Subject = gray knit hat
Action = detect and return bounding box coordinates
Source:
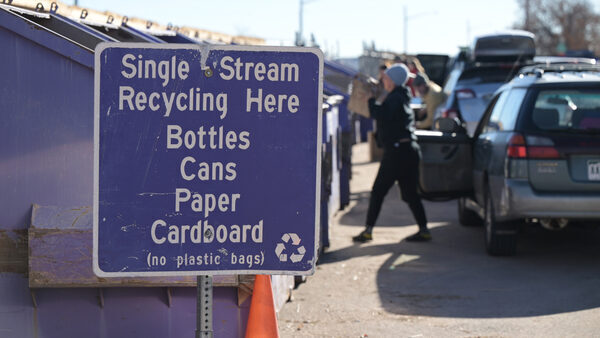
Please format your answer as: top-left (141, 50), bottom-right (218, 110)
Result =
top-left (384, 63), bottom-right (414, 86)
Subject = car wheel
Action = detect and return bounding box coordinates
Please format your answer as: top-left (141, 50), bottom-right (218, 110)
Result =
top-left (458, 197), bottom-right (483, 226)
top-left (484, 188), bottom-right (517, 256)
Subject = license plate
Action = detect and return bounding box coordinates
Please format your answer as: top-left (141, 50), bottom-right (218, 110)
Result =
top-left (588, 160), bottom-right (600, 181)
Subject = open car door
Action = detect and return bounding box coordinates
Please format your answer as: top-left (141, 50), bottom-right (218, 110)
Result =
top-left (416, 122), bottom-right (473, 200)
top-left (416, 54), bottom-right (449, 87)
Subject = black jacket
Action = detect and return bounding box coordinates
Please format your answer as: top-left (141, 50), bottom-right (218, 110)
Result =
top-left (368, 86), bottom-right (416, 149)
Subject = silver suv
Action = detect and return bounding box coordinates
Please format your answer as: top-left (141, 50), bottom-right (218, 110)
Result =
top-left (437, 31), bottom-right (536, 136)
top-left (417, 65), bottom-right (600, 256)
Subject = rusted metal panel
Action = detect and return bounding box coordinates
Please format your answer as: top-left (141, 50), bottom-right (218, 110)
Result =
top-left (29, 204), bottom-right (238, 288)
top-left (31, 204), bottom-right (93, 230)
top-left (237, 274), bottom-right (255, 306)
top-left (0, 229), bottom-right (28, 274)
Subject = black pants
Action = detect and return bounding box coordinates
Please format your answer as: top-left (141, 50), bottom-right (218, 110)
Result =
top-left (366, 142), bottom-right (427, 229)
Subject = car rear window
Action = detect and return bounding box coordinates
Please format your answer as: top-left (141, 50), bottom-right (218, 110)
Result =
top-left (458, 67), bottom-right (518, 85)
top-left (475, 36), bottom-right (535, 53)
top-left (531, 89), bottom-right (600, 132)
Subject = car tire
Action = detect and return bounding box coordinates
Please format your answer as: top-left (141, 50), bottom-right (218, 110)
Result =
top-left (484, 188), bottom-right (517, 256)
top-left (458, 197), bottom-right (483, 226)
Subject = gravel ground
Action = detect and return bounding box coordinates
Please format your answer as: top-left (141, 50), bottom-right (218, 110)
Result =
top-left (277, 143), bottom-right (600, 338)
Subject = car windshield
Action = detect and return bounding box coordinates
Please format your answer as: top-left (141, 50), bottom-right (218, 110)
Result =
top-left (532, 89), bottom-right (600, 132)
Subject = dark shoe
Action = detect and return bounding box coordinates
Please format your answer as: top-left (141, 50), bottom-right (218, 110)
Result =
top-left (352, 231), bottom-right (373, 243)
top-left (405, 231), bottom-right (432, 242)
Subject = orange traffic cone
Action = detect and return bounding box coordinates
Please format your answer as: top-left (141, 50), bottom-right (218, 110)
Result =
top-left (245, 275), bottom-right (280, 338)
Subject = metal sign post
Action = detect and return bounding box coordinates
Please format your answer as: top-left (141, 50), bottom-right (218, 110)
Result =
top-left (196, 275), bottom-right (213, 338)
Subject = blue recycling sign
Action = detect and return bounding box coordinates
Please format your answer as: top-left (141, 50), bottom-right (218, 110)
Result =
top-left (93, 43), bottom-right (322, 277)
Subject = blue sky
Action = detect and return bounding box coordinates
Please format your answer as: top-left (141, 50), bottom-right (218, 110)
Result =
top-left (77, 0), bottom-right (597, 58)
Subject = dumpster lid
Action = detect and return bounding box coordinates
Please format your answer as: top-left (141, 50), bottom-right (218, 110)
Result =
top-left (0, 4), bottom-right (111, 66)
top-left (143, 28), bottom-right (177, 37)
top-left (0, 3), bottom-right (49, 18)
top-left (83, 21), bottom-right (152, 42)
top-left (80, 18), bottom-right (120, 30)
top-left (1, 5), bottom-right (114, 51)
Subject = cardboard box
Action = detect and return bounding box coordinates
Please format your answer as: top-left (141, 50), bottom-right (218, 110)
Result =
top-left (348, 76), bottom-right (378, 118)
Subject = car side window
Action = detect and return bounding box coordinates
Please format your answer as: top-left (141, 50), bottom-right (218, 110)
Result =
top-left (474, 93), bottom-right (500, 137)
top-left (483, 90), bottom-right (509, 133)
top-left (443, 69), bottom-right (462, 95)
top-left (488, 88), bottom-right (527, 131)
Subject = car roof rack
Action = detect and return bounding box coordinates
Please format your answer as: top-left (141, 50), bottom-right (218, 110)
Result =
top-left (518, 64), bottom-right (600, 77)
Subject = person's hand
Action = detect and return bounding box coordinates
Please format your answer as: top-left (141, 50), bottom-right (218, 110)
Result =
top-left (371, 84), bottom-right (381, 99)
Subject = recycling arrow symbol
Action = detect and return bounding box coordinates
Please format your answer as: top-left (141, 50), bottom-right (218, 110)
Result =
top-left (275, 233), bottom-right (306, 263)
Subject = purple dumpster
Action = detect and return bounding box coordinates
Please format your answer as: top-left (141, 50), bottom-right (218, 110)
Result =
top-left (0, 5), bottom-right (268, 337)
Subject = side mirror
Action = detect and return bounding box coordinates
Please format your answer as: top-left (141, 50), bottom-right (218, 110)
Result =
top-left (434, 117), bottom-right (465, 134)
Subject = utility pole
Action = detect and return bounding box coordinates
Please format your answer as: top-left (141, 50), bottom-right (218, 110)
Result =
top-left (466, 20), bottom-right (471, 45)
top-left (403, 6), bottom-right (437, 55)
top-left (297, 0), bottom-right (304, 46)
top-left (524, 0), bottom-right (530, 31)
top-left (296, 0), bottom-right (318, 46)
top-left (403, 5), bottom-right (407, 54)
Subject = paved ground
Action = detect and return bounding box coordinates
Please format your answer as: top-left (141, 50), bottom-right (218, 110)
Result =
top-left (278, 143), bottom-right (600, 337)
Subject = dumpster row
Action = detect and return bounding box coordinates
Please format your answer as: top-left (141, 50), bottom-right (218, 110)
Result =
top-left (0, 2), bottom-right (358, 337)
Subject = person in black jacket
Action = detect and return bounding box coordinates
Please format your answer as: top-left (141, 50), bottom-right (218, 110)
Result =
top-left (353, 63), bottom-right (431, 243)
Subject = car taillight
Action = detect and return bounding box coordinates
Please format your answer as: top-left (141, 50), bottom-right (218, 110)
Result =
top-left (456, 89), bottom-right (476, 99)
top-left (506, 133), bottom-right (528, 178)
top-left (441, 108), bottom-right (458, 119)
top-left (506, 133), bottom-right (561, 178)
top-left (506, 133), bottom-right (561, 159)
top-left (526, 135), bottom-right (561, 159)
top-left (527, 147), bottom-right (560, 158)
top-left (507, 134), bottom-right (527, 158)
